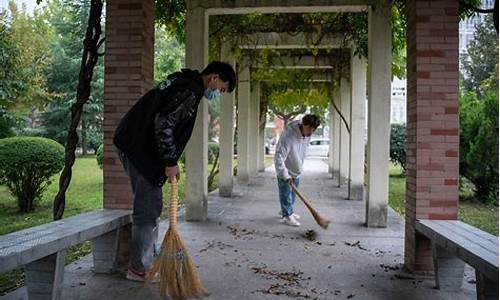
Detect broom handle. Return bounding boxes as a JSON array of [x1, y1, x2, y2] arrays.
[[289, 182, 315, 213], [169, 177, 179, 228]]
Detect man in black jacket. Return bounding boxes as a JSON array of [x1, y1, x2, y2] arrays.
[[113, 61, 236, 281]]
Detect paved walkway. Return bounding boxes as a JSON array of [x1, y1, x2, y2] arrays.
[[2, 158, 476, 299]]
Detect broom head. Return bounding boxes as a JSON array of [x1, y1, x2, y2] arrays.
[[148, 227, 209, 300]]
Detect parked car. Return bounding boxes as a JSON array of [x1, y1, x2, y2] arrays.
[[307, 138, 329, 157]]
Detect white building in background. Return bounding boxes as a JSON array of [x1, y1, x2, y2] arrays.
[[459, 0, 494, 61], [391, 78, 407, 124]]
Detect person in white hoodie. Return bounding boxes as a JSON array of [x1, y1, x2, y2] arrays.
[[274, 114, 321, 227]]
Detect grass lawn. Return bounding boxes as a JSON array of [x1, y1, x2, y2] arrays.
[[388, 163, 499, 236]]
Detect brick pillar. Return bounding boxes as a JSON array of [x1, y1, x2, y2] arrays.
[[103, 0, 154, 209], [405, 0, 459, 274], [103, 0, 154, 266]]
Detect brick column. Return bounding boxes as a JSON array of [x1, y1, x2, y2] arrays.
[[405, 0, 459, 273], [103, 0, 154, 209], [103, 0, 154, 266]]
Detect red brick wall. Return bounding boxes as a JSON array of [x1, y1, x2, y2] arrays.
[[104, 0, 154, 267], [103, 0, 154, 210], [405, 0, 459, 274]]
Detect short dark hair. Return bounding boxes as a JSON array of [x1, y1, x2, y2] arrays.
[[302, 114, 321, 129], [201, 61, 237, 92]]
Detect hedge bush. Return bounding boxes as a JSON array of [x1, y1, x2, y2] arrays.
[[0, 137, 65, 212], [390, 123, 406, 173], [96, 144, 104, 169], [460, 91, 499, 205]]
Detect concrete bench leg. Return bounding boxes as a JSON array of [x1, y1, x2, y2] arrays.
[[475, 270, 499, 300], [25, 250, 66, 300], [91, 228, 120, 273], [432, 242, 465, 290]]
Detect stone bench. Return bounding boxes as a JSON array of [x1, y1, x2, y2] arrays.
[[0, 209, 132, 300], [416, 219, 499, 300]]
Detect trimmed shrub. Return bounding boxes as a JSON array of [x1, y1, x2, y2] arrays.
[[460, 91, 499, 205], [96, 144, 104, 169], [390, 123, 406, 173], [0, 137, 65, 212]]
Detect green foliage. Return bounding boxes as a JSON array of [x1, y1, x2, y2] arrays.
[[208, 142, 219, 165], [0, 12, 26, 108], [461, 15, 499, 95], [96, 144, 103, 169], [0, 109, 17, 138], [264, 81, 329, 125], [0, 137, 64, 212], [154, 24, 185, 84], [390, 123, 407, 174], [460, 91, 499, 205], [3, 1, 54, 111], [40, 0, 104, 154], [178, 152, 186, 172], [154, 0, 185, 43], [1, 2, 54, 111]]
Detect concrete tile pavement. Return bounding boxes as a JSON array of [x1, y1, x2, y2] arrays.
[[2, 158, 476, 300]]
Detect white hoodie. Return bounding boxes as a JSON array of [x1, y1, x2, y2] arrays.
[[274, 120, 311, 179]]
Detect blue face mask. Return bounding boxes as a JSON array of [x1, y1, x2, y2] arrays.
[[204, 88, 220, 100]]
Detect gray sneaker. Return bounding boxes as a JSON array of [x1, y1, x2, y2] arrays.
[[282, 215, 301, 227], [278, 211, 301, 220]]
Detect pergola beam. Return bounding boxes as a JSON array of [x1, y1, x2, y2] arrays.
[[188, 1, 368, 14], [255, 55, 335, 69], [240, 32, 342, 49]]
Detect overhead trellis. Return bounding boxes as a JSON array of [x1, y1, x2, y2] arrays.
[[153, 0, 496, 126]]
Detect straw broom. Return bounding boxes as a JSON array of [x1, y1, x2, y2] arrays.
[[289, 181, 330, 230], [148, 177, 208, 300]]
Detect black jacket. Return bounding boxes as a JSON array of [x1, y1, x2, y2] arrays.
[[113, 69, 204, 187]]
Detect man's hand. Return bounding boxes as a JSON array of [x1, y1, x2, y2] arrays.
[[287, 177, 294, 186], [165, 165, 180, 182]]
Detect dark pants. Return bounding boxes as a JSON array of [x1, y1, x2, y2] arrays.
[[118, 152, 162, 272]]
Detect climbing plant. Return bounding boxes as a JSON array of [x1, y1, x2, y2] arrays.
[[152, 0, 496, 132]]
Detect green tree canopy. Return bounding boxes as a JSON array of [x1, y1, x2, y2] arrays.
[[461, 15, 499, 95]]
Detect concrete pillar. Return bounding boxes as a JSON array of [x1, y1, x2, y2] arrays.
[[365, 2, 392, 227], [91, 229, 120, 274], [328, 100, 335, 175], [249, 82, 260, 175], [25, 250, 66, 300], [219, 44, 235, 197], [184, 5, 208, 221], [332, 87, 341, 183], [339, 77, 351, 187], [258, 121, 266, 172], [404, 0, 460, 274], [104, 0, 154, 210], [349, 52, 367, 200], [237, 66, 251, 184]]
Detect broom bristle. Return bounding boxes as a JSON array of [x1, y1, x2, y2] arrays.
[[147, 177, 208, 300], [310, 209, 330, 229], [290, 182, 331, 230], [149, 228, 209, 300]]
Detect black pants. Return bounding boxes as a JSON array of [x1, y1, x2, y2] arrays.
[[118, 151, 162, 272]]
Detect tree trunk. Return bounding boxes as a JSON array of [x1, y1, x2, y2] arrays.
[[81, 119, 87, 156], [53, 0, 104, 220]]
